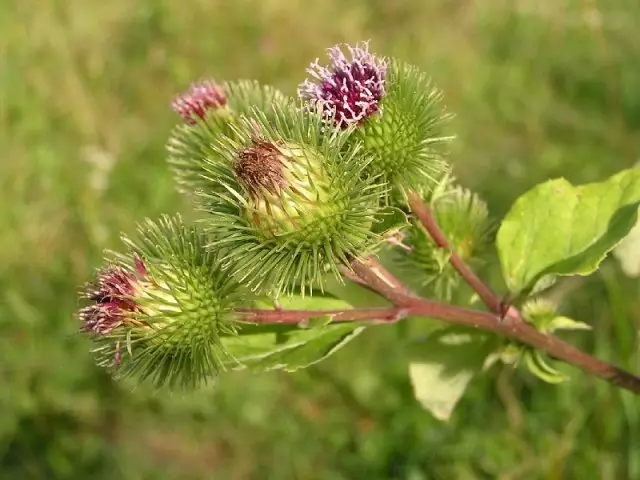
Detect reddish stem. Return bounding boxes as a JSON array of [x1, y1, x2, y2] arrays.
[[235, 192, 640, 395], [237, 296, 640, 394], [407, 192, 504, 315], [236, 307, 407, 325]]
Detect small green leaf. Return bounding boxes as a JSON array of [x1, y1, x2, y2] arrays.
[[222, 295, 364, 372], [372, 206, 409, 234], [408, 328, 497, 421], [497, 168, 640, 294], [523, 349, 567, 384], [521, 298, 557, 331], [497, 343, 524, 365], [546, 316, 592, 332], [221, 323, 363, 372]]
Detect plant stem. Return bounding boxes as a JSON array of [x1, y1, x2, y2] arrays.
[[350, 256, 416, 299], [238, 296, 640, 394], [351, 193, 640, 395], [398, 295, 640, 394], [337, 264, 374, 290], [407, 192, 505, 316], [236, 307, 407, 325], [239, 190, 640, 394]]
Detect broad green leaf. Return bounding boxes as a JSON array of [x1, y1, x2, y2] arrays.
[[497, 168, 640, 293], [221, 295, 365, 372], [408, 328, 497, 421]]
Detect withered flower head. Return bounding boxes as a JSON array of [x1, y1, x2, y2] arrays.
[[234, 139, 288, 198]]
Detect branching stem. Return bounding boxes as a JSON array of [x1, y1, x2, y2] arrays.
[[238, 193, 640, 395], [407, 192, 507, 316], [236, 307, 407, 325], [401, 192, 640, 394], [239, 296, 640, 393]]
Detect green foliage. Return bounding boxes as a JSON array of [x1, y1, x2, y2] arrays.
[[222, 297, 365, 372], [522, 298, 591, 334], [497, 167, 640, 294], [408, 328, 498, 421], [614, 205, 640, 277], [522, 348, 568, 384]]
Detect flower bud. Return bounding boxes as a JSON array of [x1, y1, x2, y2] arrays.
[[299, 43, 453, 202], [172, 79, 228, 124], [396, 187, 492, 300], [78, 215, 243, 389], [199, 105, 386, 295], [234, 138, 336, 240]]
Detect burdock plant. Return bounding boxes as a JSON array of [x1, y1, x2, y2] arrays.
[[77, 41, 640, 417]]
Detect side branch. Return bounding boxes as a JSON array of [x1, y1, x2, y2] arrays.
[[407, 192, 504, 315], [237, 297, 640, 394], [236, 307, 407, 325], [400, 295, 640, 394]]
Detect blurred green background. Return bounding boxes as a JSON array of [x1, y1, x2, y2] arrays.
[[2, 0, 640, 478]]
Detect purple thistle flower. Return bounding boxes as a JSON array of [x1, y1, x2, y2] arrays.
[[79, 256, 147, 335], [298, 42, 387, 128], [172, 79, 227, 124]]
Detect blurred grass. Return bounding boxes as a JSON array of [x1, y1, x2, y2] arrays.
[[1, 0, 640, 478]]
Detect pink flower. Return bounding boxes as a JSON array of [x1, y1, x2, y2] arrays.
[[298, 42, 386, 128], [172, 79, 227, 124], [79, 256, 147, 335]]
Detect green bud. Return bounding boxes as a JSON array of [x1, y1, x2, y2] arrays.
[[355, 59, 454, 202], [234, 139, 344, 240], [521, 298, 557, 332], [198, 104, 387, 296], [522, 298, 591, 334], [78, 214, 245, 389], [396, 186, 492, 300]]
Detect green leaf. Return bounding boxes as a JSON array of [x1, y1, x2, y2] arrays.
[[497, 168, 640, 294], [221, 323, 363, 372], [372, 206, 409, 234], [408, 328, 497, 421], [523, 349, 567, 384], [222, 296, 365, 372], [613, 206, 640, 277], [319, 272, 391, 308], [546, 316, 592, 332]]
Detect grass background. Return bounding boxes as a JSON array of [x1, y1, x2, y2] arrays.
[[2, 0, 640, 478]]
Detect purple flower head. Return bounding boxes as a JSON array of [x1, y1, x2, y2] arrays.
[[79, 256, 147, 335], [298, 42, 387, 128], [172, 79, 227, 124]]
